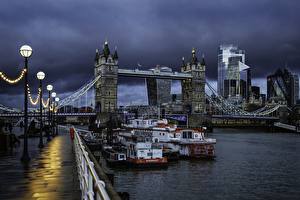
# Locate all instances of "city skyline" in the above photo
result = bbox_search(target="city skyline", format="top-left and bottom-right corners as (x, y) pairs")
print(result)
(1, 0), (300, 107)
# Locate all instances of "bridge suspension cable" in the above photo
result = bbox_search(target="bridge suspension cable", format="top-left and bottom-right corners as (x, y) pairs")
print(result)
(205, 81), (285, 116)
(57, 75), (101, 109)
(0, 103), (20, 113)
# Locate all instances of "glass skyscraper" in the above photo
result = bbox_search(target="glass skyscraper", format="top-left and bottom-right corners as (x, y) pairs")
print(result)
(217, 45), (250, 101)
(267, 68), (299, 106)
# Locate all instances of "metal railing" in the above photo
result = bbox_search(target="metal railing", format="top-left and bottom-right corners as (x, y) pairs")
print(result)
(72, 127), (110, 200)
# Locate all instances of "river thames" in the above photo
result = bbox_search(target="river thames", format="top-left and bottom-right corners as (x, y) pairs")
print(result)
(113, 129), (300, 200)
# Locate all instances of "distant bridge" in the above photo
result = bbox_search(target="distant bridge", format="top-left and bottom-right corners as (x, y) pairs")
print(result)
(212, 115), (279, 120)
(274, 122), (300, 133)
(0, 112), (96, 118)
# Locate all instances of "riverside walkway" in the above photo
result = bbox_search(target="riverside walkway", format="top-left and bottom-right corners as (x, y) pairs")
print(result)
(0, 130), (81, 200)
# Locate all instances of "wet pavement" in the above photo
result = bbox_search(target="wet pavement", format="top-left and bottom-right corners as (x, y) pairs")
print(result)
(0, 129), (81, 200)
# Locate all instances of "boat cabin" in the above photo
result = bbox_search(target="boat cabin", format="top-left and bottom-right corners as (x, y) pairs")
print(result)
(126, 142), (163, 159)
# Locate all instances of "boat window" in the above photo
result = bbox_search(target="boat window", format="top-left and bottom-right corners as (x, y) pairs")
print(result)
(188, 131), (192, 138)
(182, 132), (187, 138)
(147, 152), (153, 157)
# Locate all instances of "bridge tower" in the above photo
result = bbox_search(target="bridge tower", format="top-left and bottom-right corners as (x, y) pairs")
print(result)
(181, 48), (206, 114)
(94, 41), (118, 114)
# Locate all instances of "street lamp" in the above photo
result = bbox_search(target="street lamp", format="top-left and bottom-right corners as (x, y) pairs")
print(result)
(37, 71), (45, 148)
(46, 84), (53, 141)
(20, 45), (32, 162)
(55, 97), (59, 135)
(51, 92), (56, 136)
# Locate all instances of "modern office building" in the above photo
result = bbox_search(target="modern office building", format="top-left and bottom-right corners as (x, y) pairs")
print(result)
(217, 45), (251, 101)
(251, 86), (260, 99)
(267, 68), (299, 106)
(146, 66), (172, 106)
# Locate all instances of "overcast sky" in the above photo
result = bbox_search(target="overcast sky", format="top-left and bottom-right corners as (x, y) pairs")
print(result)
(0, 0), (299, 108)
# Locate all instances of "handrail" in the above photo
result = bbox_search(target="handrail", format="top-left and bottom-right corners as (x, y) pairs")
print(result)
(72, 126), (111, 200)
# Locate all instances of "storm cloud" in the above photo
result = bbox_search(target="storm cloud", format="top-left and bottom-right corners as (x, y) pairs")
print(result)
(0, 0), (299, 108)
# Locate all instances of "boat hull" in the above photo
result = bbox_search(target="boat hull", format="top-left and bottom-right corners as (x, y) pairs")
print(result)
(126, 157), (168, 168)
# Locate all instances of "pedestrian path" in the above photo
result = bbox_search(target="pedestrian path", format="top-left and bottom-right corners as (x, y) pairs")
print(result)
(0, 132), (81, 200)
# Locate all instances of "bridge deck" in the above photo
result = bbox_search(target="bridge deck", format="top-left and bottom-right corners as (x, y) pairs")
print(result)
(0, 131), (81, 200)
(118, 68), (192, 80)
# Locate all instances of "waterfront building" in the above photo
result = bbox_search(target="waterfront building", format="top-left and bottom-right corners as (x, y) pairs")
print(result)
(217, 45), (251, 101)
(146, 66), (172, 106)
(267, 68), (298, 106)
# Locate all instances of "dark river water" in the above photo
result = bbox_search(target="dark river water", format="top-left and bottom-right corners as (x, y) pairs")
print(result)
(113, 129), (300, 200)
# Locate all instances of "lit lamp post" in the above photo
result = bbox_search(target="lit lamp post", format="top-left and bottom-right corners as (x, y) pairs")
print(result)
(51, 92), (56, 136)
(37, 71), (45, 148)
(20, 45), (33, 162)
(55, 97), (59, 135)
(46, 84), (53, 141)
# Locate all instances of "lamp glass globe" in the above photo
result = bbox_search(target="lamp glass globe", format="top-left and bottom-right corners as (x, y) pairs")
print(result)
(47, 85), (53, 91)
(36, 71), (45, 80)
(19, 45), (33, 58)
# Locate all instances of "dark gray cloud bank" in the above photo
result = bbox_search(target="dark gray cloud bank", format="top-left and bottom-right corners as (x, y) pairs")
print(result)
(0, 0), (299, 108)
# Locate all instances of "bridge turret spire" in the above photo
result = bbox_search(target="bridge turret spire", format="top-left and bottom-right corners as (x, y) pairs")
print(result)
(191, 48), (198, 64)
(182, 56), (185, 65)
(103, 40), (110, 59)
(201, 54), (206, 66)
(113, 46), (118, 61)
(95, 49), (99, 64)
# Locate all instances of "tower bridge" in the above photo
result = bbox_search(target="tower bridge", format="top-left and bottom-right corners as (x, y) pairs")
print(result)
(94, 41), (206, 115)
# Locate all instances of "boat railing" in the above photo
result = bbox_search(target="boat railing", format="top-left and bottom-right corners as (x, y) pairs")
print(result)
(72, 126), (111, 200)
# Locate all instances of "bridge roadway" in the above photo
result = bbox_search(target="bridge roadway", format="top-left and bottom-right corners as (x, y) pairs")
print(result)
(118, 68), (192, 80)
(0, 129), (81, 200)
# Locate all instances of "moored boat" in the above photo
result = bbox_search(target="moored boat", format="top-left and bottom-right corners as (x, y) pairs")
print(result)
(102, 146), (127, 167)
(125, 142), (168, 167)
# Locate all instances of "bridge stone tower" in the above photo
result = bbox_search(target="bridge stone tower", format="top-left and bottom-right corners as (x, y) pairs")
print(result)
(181, 48), (206, 114)
(94, 41), (118, 114)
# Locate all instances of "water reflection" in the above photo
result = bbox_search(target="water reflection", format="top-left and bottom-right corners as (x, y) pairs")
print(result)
(114, 130), (300, 200)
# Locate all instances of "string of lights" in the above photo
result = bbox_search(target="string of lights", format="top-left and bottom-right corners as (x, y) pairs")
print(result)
(27, 84), (41, 106)
(0, 68), (27, 84)
(42, 98), (49, 108)
(49, 105), (54, 111)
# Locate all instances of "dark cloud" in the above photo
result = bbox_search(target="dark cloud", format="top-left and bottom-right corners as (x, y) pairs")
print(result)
(0, 0), (300, 107)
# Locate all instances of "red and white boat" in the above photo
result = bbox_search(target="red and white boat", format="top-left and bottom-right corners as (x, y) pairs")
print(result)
(125, 141), (168, 167)
(122, 118), (216, 159)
